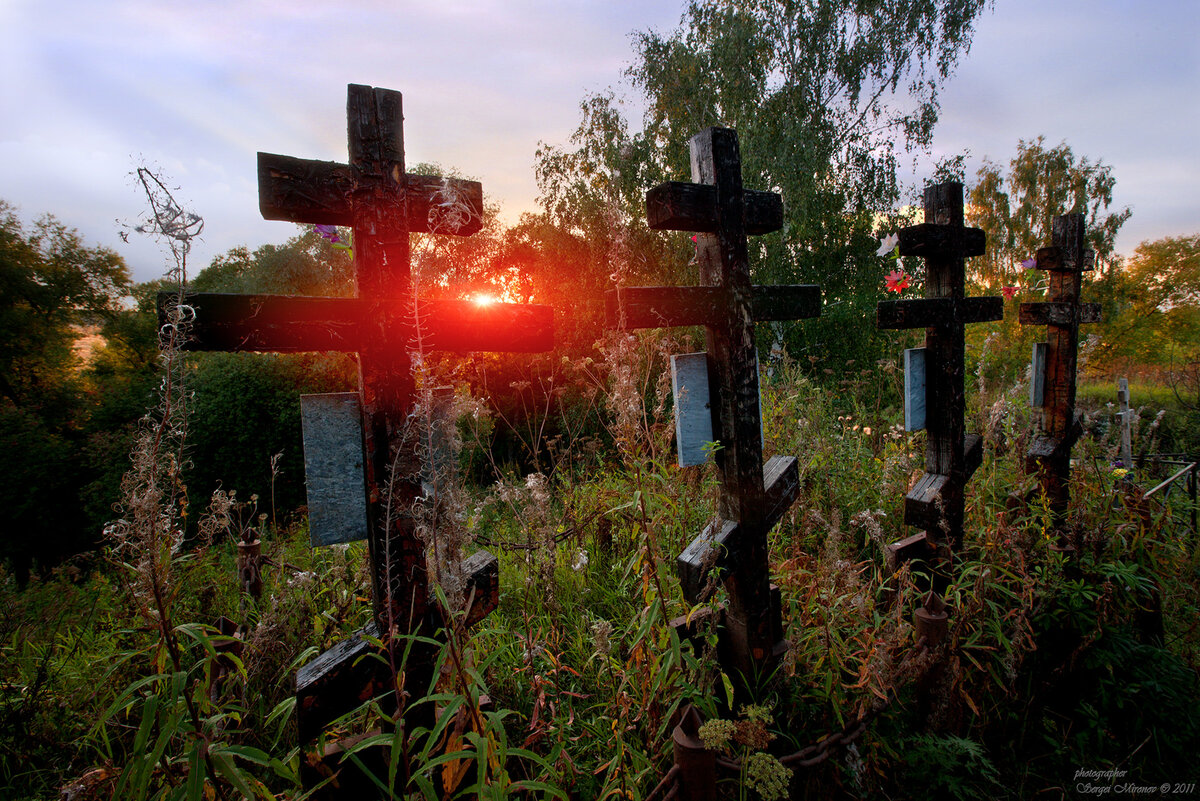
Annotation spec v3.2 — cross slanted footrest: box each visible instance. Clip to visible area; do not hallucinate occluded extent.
[1017,214,1101,544]
[606,127,819,685]
[159,85,554,778]
[877,182,1001,550]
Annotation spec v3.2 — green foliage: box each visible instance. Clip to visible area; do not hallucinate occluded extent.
[186,352,353,527]
[893,733,1000,800]
[967,137,1131,288]
[0,201,133,580]
[536,0,991,370]
[5,334,1200,797]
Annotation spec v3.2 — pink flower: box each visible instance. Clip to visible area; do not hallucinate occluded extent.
[1021,257,1037,270]
[884,269,911,293]
[314,224,340,243]
[1002,286,1019,300]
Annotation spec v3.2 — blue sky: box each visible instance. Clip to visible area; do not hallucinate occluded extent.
[1,0,1196,283]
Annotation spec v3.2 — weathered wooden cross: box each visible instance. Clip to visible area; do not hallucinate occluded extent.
[877,182,1002,559]
[1020,213,1100,550]
[158,85,553,747]
[605,127,820,684]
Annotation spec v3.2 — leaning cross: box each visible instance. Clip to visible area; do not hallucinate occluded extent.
[606,127,820,684]
[878,182,1002,554]
[158,85,553,744]
[1019,212,1100,550]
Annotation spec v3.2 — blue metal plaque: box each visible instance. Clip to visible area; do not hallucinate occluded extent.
[904,348,927,432]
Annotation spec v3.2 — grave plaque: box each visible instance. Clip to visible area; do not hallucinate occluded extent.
[904,347,927,432]
[1030,342,1048,407]
[301,393,369,547]
[672,353,714,468]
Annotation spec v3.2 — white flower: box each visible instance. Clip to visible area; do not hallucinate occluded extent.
[572,549,589,571]
[876,233,899,256]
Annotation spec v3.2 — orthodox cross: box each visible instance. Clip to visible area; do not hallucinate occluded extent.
[158,85,553,745]
[606,127,820,684]
[877,182,1002,556]
[1019,212,1100,551]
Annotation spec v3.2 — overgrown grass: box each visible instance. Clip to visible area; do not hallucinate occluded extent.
[4,341,1200,799]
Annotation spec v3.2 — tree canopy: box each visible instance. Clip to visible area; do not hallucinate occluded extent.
[535,0,992,366]
[0,202,132,582]
[967,137,1131,288]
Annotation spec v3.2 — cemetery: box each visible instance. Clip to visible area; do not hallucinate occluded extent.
[2,6,1200,800]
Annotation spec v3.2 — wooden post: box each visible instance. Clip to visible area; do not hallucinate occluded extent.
[605,127,820,689]
[1018,213,1101,551]
[877,182,1002,555]
[158,84,553,780]
[1118,378,1134,470]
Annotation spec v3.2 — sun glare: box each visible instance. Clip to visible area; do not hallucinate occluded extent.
[472,293,497,307]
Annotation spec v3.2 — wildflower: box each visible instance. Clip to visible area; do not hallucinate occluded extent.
[591,619,612,658]
[1021,257,1037,270]
[1002,286,1019,300]
[744,752,791,801]
[572,549,589,571]
[876,233,899,257]
[315,224,340,243]
[1112,468,1129,479]
[884,268,911,293]
[698,718,737,753]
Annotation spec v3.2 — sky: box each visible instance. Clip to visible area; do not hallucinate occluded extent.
[1,0,1197,284]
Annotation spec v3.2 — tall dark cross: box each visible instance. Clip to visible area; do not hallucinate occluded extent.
[605,127,820,683]
[878,182,1002,553]
[1019,213,1100,550]
[158,85,553,742]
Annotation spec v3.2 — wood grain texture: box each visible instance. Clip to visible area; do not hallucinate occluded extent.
[605,284,820,329]
[675,455,798,604]
[1019,214,1101,545]
[877,182,995,549]
[612,127,814,686]
[200,85,555,761]
[646,181,784,235]
[158,292,554,354]
[878,296,1003,329]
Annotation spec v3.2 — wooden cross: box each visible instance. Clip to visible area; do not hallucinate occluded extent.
[158,85,553,744]
[877,182,1002,552]
[606,127,820,684]
[1019,212,1100,549]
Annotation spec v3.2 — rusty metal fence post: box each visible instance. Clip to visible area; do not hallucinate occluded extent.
[673,706,716,801]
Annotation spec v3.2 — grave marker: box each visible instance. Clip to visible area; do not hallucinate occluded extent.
[672,353,714,467]
[301,392,369,547]
[158,84,553,754]
[605,126,820,684]
[877,182,1002,553]
[904,347,927,431]
[1018,213,1101,548]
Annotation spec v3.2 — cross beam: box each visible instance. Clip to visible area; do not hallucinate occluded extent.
[878,182,1002,549]
[160,85,553,756]
[1018,213,1101,546]
[160,292,552,354]
[606,127,819,684]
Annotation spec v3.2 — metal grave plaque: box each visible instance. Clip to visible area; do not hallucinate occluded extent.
[301,392,369,547]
